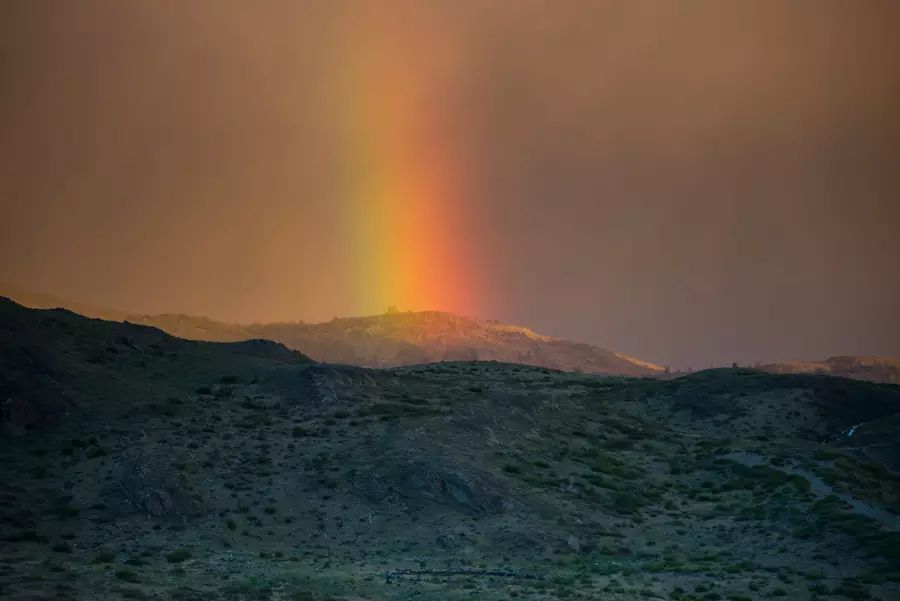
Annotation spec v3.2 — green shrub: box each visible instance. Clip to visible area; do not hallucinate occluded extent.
[93,550,116,563]
[115,568,139,582]
[612,491,651,514]
[166,549,192,563]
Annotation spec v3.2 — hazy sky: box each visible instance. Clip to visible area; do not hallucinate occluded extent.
[2,0,899,369]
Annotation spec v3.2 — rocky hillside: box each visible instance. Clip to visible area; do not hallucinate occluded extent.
[139,311,663,376]
[0,283,663,375]
[2,298,900,600]
[761,356,900,385]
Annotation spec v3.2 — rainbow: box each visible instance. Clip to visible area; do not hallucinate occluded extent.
[332,5,472,316]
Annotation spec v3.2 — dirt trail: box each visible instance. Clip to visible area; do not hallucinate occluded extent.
[724,451,900,530]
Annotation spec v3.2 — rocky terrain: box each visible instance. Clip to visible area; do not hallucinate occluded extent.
[2,297,900,600]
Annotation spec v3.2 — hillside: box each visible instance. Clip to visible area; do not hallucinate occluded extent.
[2,298,900,600]
[0,281,132,323]
[164,311,663,376]
[0,283,663,376]
[761,356,900,385]
[0,297,313,435]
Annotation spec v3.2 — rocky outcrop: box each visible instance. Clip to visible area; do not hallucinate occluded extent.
[263,364,377,406]
[409,466,506,514]
[359,461,508,515]
[112,455,207,519]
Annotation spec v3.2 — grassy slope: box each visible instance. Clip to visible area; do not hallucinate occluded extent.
[1,300,900,600]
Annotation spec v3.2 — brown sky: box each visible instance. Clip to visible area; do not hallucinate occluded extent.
[1,0,899,369]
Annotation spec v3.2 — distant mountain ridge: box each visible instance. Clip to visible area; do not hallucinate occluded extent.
[0,283,663,376]
[8,283,897,381]
[760,356,900,385]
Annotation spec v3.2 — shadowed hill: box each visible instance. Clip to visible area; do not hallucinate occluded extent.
[0,297,312,434]
[651,367,900,428]
[0,281,132,323]
[0,283,663,376]
[638,367,900,469]
[2,301,900,600]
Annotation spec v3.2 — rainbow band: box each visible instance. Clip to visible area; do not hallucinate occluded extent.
[334,5,470,315]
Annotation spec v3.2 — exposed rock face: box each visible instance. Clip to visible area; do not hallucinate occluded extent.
[436,533,460,550]
[411,467,506,514]
[113,455,207,519]
[358,461,508,515]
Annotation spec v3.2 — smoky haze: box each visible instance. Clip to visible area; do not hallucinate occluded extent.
[1,0,899,370]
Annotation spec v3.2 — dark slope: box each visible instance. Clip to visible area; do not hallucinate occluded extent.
[652,368,900,433]
[0,297,312,434]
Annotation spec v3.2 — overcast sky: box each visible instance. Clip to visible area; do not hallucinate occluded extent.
[2,0,899,369]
